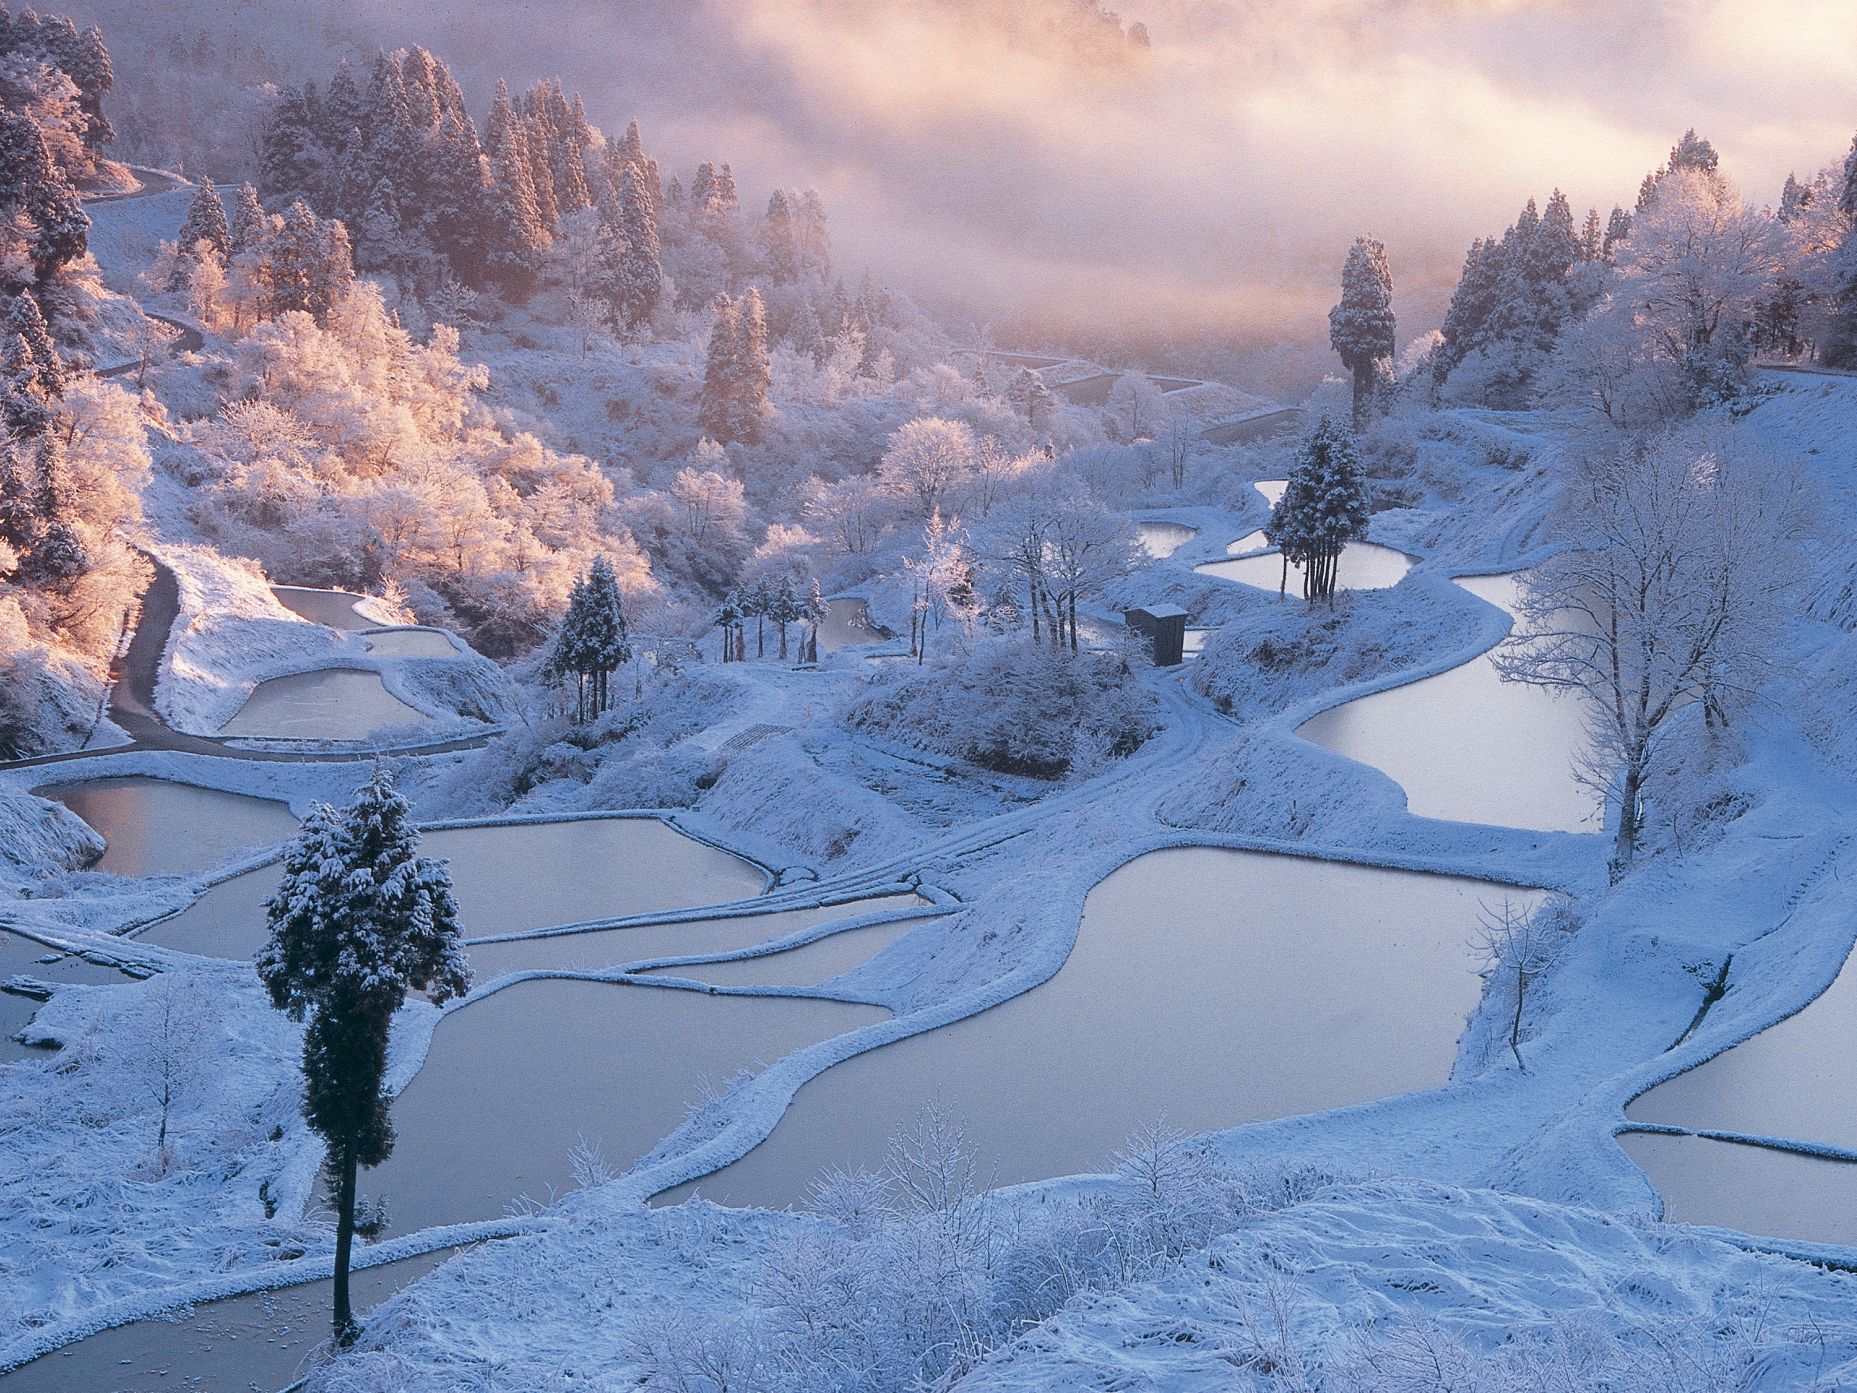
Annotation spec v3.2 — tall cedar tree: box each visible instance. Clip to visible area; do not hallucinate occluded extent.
[546,556,632,719]
[256,768,470,1345]
[169,177,230,288]
[1328,237,1395,429]
[0,107,87,286]
[700,290,772,442]
[1265,417,1371,606]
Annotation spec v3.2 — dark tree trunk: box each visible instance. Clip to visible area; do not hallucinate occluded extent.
[1510,971,1528,1070]
[1611,757,1644,883]
[1351,364,1372,430]
[756,615,765,658]
[333,1141,358,1345]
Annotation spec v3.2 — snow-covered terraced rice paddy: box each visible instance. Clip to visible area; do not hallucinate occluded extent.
[1625,930,1857,1235]
[1618,1131,1857,1248]
[0,929,133,1061]
[368,978,887,1231]
[661,846,1539,1208]
[34,777,299,878]
[1137,520,1197,558]
[1195,539,1414,593]
[139,818,770,960]
[361,627,459,658]
[1297,574,1596,832]
[466,895,926,980]
[216,668,432,741]
[4,1250,451,1393]
[269,585,376,630]
[1627,941,1857,1150]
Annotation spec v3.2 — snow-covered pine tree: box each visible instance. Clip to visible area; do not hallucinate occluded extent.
[612,162,660,330]
[174,177,228,261]
[0,108,86,284]
[260,84,325,206]
[0,442,43,556]
[762,189,798,283]
[329,127,373,228]
[545,558,631,718]
[1602,205,1631,260]
[699,294,742,442]
[230,183,269,255]
[699,292,772,443]
[787,297,826,366]
[0,332,51,437]
[770,573,801,660]
[795,189,831,280]
[320,60,365,149]
[714,593,742,662]
[801,578,829,662]
[1328,237,1395,429]
[484,78,516,155]
[488,121,547,282]
[741,573,772,658]
[1578,207,1603,262]
[1266,416,1370,606]
[5,291,61,396]
[1435,237,1501,384]
[256,771,470,1347]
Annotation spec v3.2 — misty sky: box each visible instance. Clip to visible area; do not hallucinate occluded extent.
[375,0,1857,346]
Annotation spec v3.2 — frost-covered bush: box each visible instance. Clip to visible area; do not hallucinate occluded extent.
[1191,584,1465,723]
[843,636,1160,780]
[420,662,740,816]
[624,1109,1345,1393]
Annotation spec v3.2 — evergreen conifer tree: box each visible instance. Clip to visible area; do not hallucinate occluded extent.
[1265,417,1370,606]
[256,770,470,1347]
[230,183,269,254]
[4,291,60,396]
[1328,237,1395,429]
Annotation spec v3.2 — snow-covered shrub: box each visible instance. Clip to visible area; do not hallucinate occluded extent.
[1191,584,1466,723]
[624,1109,1343,1393]
[843,636,1160,780]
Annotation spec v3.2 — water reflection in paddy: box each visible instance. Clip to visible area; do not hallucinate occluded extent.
[1628,939,1857,1151]
[370,978,886,1231]
[1137,521,1197,559]
[34,777,298,878]
[1297,574,1595,832]
[1196,540,1413,593]
[270,585,373,630]
[141,819,770,960]
[0,1250,450,1392]
[217,668,431,741]
[362,628,458,658]
[664,847,1536,1208]
[0,929,130,1060]
[817,598,893,654]
[1619,1131,1857,1247]
[467,895,924,980]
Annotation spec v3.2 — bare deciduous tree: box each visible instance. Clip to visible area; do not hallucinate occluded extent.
[1495,424,1808,878]
[129,973,218,1170]
[1472,896,1576,1070]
